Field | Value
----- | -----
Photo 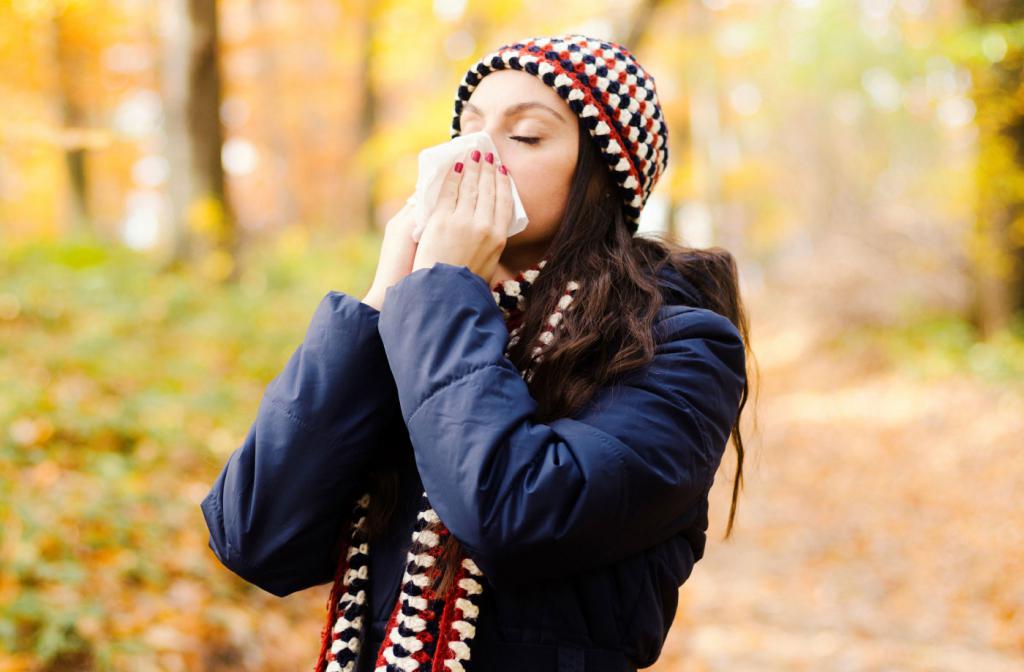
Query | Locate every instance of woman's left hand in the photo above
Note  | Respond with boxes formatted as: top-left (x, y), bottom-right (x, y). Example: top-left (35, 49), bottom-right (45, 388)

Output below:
top-left (411, 148), bottom-right (514, 285)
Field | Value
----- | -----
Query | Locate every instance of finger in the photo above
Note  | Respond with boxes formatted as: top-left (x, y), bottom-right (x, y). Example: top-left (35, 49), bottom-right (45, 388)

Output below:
top-left (494, 163), bottom-right (513, 238)
top-left (474, 151), bottom-right (497, 229)
top-left (454, 148), bottom-right (483, 219)
top-left (436, 150), bottom-right (468, 214)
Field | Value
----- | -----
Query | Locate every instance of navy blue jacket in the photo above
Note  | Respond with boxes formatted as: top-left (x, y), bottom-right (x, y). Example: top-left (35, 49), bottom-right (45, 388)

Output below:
top-left (201, 261), bottom-right (746, 671)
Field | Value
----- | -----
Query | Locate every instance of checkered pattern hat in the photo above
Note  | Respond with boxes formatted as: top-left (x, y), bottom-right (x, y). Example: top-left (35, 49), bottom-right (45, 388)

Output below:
top-left (450, 34), bottom-right (670, 233)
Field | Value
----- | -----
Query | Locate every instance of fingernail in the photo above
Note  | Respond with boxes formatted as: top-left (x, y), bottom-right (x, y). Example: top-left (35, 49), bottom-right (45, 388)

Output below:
top-left (499, 164), bottom-right (508, 175)
top-left (454, 162), bottom-right (463, 173)
top-left (471, 149), bottom-right (481, 162)
top-left (485, 152), bottom-right (494, 164)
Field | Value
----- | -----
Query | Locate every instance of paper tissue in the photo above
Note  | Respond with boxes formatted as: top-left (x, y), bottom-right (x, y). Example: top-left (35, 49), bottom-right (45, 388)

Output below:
top-left (405, 130), bottom-right (529, 243)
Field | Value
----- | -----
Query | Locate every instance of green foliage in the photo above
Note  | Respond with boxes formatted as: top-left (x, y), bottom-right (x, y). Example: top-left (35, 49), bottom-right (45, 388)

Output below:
top-left (0, 229), bottom-right (380, 670)
top-left (837, 312), bottom-right (1024, 384)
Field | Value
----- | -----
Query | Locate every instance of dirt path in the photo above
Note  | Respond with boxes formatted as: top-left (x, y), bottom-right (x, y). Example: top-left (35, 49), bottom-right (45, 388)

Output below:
top-left (653, 295), bottom-right (1024, 671)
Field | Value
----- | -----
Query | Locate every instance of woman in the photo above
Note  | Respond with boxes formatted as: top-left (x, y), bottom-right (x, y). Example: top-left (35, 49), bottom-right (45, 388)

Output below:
top-left (201, 34), bottom-right (752, 672)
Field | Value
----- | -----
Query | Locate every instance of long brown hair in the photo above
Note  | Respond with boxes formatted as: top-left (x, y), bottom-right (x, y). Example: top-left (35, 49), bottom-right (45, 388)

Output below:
top-left (361, 115), bottom-right (756, 598)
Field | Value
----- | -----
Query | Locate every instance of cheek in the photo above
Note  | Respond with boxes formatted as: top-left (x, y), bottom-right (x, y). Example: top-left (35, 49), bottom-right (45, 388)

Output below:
top-left (505, 149), bottom-right (573, 204)
top-left (508, 149), bottom-right (574, 228)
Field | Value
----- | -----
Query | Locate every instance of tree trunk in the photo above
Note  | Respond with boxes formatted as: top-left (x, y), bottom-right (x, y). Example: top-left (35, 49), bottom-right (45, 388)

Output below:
top-left (53, 14), bottom-right (90, 235)
top-left (354, 0), bottom-right (380, 233)
top-left (160, 0), bottom-right (238, 276)
top-left (964, 0), bottom-right (1024, 335)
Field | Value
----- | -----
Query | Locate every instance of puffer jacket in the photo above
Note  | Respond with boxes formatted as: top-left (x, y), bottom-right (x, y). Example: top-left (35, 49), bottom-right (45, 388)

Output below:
top-left (200, 261), bottom-right (746, 671)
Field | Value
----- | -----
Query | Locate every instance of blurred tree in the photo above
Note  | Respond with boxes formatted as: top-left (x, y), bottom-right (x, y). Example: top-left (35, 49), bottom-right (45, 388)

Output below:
top-left (617, 0), bottom-right (676, 234)
top-left (161, 0), bottom-right (238, 279)
top-left (251, 0), bottom-right (300, 227)
top-left (53, 10), bottom-right (91, 233)
top-left (621, 0), bottom-right (667, 53)
top-left (964, 0), bottom-right (1024, 335)
top-left (353, 0), bottom-right (384, 233)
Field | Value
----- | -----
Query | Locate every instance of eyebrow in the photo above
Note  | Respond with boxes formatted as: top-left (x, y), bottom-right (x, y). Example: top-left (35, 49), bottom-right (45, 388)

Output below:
top-left (461, 101), bottom-right (567, 124)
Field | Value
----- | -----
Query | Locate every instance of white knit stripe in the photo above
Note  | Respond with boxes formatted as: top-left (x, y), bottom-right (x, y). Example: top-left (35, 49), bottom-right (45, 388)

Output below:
top-left (456, 577), bottom-right (483, 594)
top-left (405, 594), bottom-right (430, 611)
top-left (331, 635), bottom-right (360, 654)
top-left (330, 583), bottom-right (367, 630)
top-left (394, 611), bottom-right (430, 633)
top-left (379, 647), bottom-right (420, 672)
top-left (450, 619), bottom-right (476, 639)
top-left (408, 572), bottom-right (432, 589)
top-left (522, 280), bottom-right (577, 375)
top-left (417, 529), bottom-right (441, 547)
top-left (447, 641), bottom-right (472, 660)
top-left (375, 493), bottom-right (445, 671)
top-left (323, 491), bottom-right (373, 671)
top-left (387, 626), bottom-right (426, 652)
top-left (453, 597), bottom-right (479, 618)
top-left (343, 563), bottom-right (368, 582)
top-left (332, 612), bottom-right (363, 634)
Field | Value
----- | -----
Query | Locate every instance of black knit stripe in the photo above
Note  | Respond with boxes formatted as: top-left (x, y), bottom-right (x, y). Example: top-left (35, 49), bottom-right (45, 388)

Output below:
top-left (324, 490), bottom-right (372, 672)
top-left (373, 495), bottom-right (447, 670)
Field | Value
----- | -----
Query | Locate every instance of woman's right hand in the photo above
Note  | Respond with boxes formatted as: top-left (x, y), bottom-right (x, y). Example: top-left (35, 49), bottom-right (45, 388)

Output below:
top-left (362, 200), bottom-right (418, 310)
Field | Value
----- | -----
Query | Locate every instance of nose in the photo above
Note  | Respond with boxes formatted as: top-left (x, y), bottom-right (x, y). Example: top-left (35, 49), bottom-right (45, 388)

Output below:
top-left (476, 126), bottom-right (511, 161)
top-left (462, 119), bottom-right (506, 150)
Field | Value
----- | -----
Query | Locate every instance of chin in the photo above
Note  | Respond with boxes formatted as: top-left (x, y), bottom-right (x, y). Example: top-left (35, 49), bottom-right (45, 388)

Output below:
top-left (511, 218), bottom-right (555, 244)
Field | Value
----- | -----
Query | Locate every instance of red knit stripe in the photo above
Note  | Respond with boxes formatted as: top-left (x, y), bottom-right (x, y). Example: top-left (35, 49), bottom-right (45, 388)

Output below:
top-left (314, 531), bottom-right (352, 672)
top-left (431, 562), bottom-right (469, 672)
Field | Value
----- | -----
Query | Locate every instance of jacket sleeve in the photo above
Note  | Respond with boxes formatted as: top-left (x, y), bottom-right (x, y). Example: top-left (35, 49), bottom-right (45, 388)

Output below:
top-left (201, 290), bottom-right (397, 597)
top-left (377, 263), bottom-right (746, 590)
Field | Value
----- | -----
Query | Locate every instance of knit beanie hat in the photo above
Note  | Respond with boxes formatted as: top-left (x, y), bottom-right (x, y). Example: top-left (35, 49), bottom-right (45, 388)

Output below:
top-left (449, 34), bottom-right (670, 233)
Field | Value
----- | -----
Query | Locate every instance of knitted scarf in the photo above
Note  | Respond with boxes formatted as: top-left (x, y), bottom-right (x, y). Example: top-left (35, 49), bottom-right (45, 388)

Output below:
top-left (314, 258), bottom-right (579, 672)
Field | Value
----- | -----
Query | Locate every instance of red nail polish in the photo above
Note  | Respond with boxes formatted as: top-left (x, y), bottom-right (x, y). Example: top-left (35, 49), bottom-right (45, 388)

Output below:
top-left (499, 165), bottom-right (508, 175)
top-left (485, 152), bottom-right (494, 164)
top-left (471, 149), bottom-right (481, 162)
top-left (454, 162), bottom-right (463, 173)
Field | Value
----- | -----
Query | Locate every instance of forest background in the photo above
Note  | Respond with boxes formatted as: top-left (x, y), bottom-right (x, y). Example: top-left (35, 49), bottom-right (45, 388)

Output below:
top-left (1, 0), bottom-right (1022, 670)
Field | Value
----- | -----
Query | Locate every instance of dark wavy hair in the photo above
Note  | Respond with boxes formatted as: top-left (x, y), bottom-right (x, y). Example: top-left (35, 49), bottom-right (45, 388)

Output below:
top-left (355, 114), bottom-right (757, 599)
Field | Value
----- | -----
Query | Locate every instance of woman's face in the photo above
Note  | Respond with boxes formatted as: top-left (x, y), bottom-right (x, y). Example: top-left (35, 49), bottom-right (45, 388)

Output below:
top-left (457, 69), bottom-right (579, 247)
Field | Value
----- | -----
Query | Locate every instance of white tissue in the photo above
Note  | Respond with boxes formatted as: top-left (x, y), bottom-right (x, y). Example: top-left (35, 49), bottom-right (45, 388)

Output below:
top-left (405, 130), bottom-right (529, 243)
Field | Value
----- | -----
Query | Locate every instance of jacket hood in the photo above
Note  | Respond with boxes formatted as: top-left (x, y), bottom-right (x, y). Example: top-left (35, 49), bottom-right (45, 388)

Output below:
top-left (655, 262), bottom-right (705, 309)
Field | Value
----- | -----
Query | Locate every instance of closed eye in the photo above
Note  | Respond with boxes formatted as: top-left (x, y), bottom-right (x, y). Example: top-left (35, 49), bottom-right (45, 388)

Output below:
top-left (511, 136), bottom-right (541, 145)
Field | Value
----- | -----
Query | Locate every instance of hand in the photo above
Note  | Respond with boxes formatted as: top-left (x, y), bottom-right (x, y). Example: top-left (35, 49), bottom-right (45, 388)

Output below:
top-left (411, 148), bottom-right (513, 285)
top-left (362, 200), bottom-right (418, 310)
